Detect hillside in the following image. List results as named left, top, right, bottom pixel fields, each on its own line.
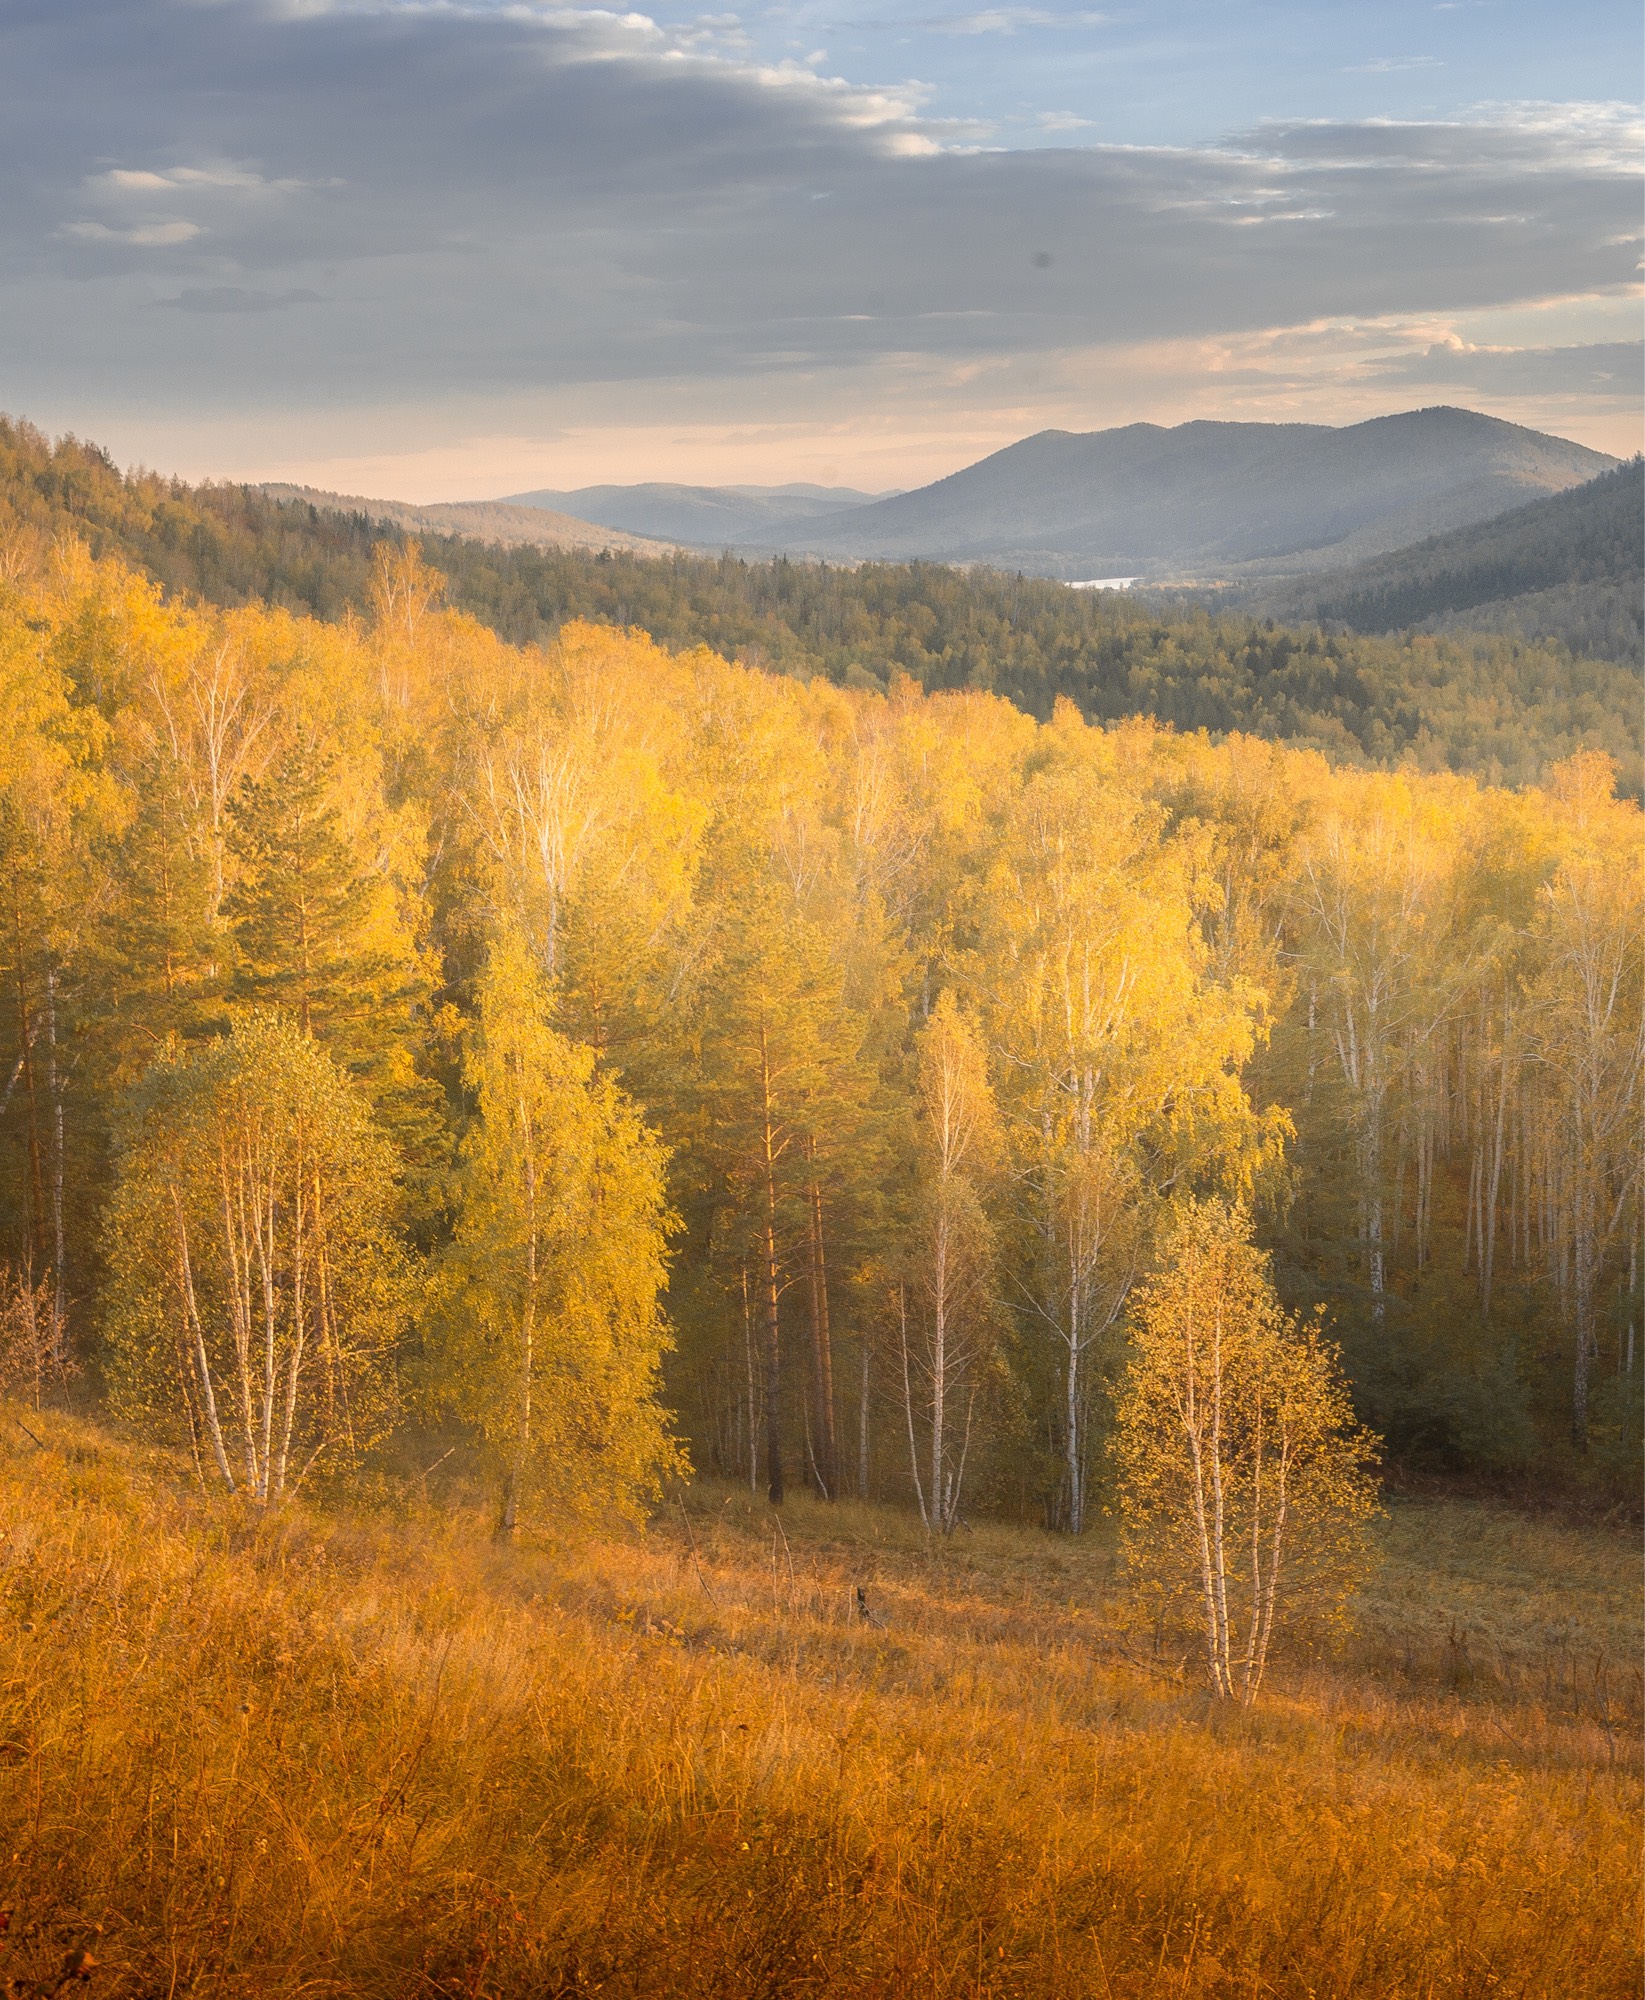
left=0, top=414, right=1636, bottom=791
left=505, top=480, right=888, bottom=545
left=0, top=1414, right=1635, bottom=1997
left=755, top=408, right=1615, bottom=579
left=259, top=483, right=674, bottom=557
left=1252, top=459, right=1644, bottom=664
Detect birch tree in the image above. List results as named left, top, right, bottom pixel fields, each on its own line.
left=1520, top=755, right=1644, bottom=1448
left=906, top=992, right=1000, bottom=1534
left=1113, top=1199, right=1379, bottom=1702
left=104, top=1013, right=406, bottom=1500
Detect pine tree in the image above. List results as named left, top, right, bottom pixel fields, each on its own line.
left=224, top=735, right=444, bottom=1183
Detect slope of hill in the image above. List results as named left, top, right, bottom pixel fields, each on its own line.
left=0, top=414, right=1635, bottom=791
left=258, top=483, right=673, bottom=557
left=757, top=408, right=1615, bottom=579
left=1253, top=459, right=1643, bottom=665
left=0, top=419, right=668, bottom=615
left=0, top=1417, right=1633, bottom=1997
left=504, top=481, right=888, bottom=545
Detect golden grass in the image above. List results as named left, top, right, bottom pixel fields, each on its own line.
left=0, top=1413, right=1636, bottom=1998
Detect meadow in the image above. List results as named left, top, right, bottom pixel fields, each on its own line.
left=0, top=1409, right=1635, bottom=1999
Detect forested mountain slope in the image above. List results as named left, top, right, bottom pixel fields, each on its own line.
left=754, top=408, right=1615, bottom=577
left=258, top=482, right=674, bottom=557
left=1252, top=459, right=1644, bottom=665
left=0, top=414, right=1636, bottom=791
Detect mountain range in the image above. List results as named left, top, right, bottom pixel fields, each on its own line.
left=507, top=408, right=1614, bottom=582
left=500, top=482, right=892, bottom=547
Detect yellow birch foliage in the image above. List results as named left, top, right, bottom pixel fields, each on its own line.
left=430, top=927, right=682, bottom=1529
left=1114, top=1198, right=1380, bottom=1701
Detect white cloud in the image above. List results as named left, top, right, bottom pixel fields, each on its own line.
left=93, top=163, right=302, bottom=194
left=930, top=8, right=1108, bottom=32
left=62, top=218, right=202, bottom=246
left=1342, top=56, right=1443, bottom=75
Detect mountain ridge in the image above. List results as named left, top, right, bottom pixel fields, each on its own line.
left=1246, top=458, right=1644, bottom=665
left=257, top=484, right=673, bottom=557
left=0, top=411, right=1635, bottom=794
left=501, top=481, right=893, bottom=545
left=735, top=407, right=1615, bottom=578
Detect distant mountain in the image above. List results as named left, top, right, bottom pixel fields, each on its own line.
left=753, top=408, right=1616, bottom=580
left=500, top=481, right=892, bottom=546
left=258, top=485, right=673, bottom=557
left=1251, top=459, right=1644, bottom=666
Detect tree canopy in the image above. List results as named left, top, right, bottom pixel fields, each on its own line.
left=0, top=523, right=1636, bottom=1521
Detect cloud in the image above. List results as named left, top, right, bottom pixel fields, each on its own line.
left=62, top=219, right=202, bottom=246
left=1361, top=338, right=1644, bottom=395
left=1342, top=56, right=1443, bottom=74
left=91, top=163, right=306, bottom=195
left=159, top=286, right=324, bottom=314
left=0, top=1, right=1637, bottom=459
left=929, top=9, right=1109, bottom=34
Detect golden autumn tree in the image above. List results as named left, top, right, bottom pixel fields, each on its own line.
left=904, top=990, right=1001, bottom=1534
left=1519, top=753, right=1644, bottom=1449
left=103, top=1013, right=408, bottom=1500
left=982, top=710, right=1286, bottom=1532
left=432, top=928, right=682, bottom=1533
left=1113, top=1198, right=1380, bottom=1702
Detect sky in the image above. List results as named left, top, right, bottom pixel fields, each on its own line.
left=1, top=0, right=1640, bottom=498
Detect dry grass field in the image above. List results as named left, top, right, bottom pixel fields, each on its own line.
left=0, top=1410, right=1636, bottom=1999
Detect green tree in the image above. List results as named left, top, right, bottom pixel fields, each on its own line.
left=432, top=929, right=681, bottom=1533
left=104, top=1013, right=407, bottom=1501
left=101, top=748, right=223, bottom=1058
left=224, top=734, right=442, bottom=1180
left=1113, top=1199, right=1380, bottom=1703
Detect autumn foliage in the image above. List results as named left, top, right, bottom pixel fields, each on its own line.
left=0, top=521, right=1639, bottom=1991
left=1, top=534, right=1635, bottom=1516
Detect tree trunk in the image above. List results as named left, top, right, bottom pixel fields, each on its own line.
left=741, top=1265, right=759, bottom=1495
left=930, top=1208, right=948, bottom=1531
left=11, top=904, right=47, bottom=1301
left=502, top=1076, right=538, bottom=1536
left=43, top=964, right=65, bottom=1363
left=898, top=1283, right=928, bottom=1530
left=173, top=1195, right=235, bottom=1490
left=858, top=1336, right=871, bottom=1501
left=805, top=1162, right=838, bottom=1499
left=1065, top=1258, right=1084, bottom=1535
left=759, top=1020, right=784, bottom=1505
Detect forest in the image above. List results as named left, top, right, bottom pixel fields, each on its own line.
left=0, top=453, right=1640, bottom=1998
left=1, top=521, right=1639, bottom=1524
left=1259, top=457, right=1645, bottom=665
left=2, top=416, right=1638, bottom=796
